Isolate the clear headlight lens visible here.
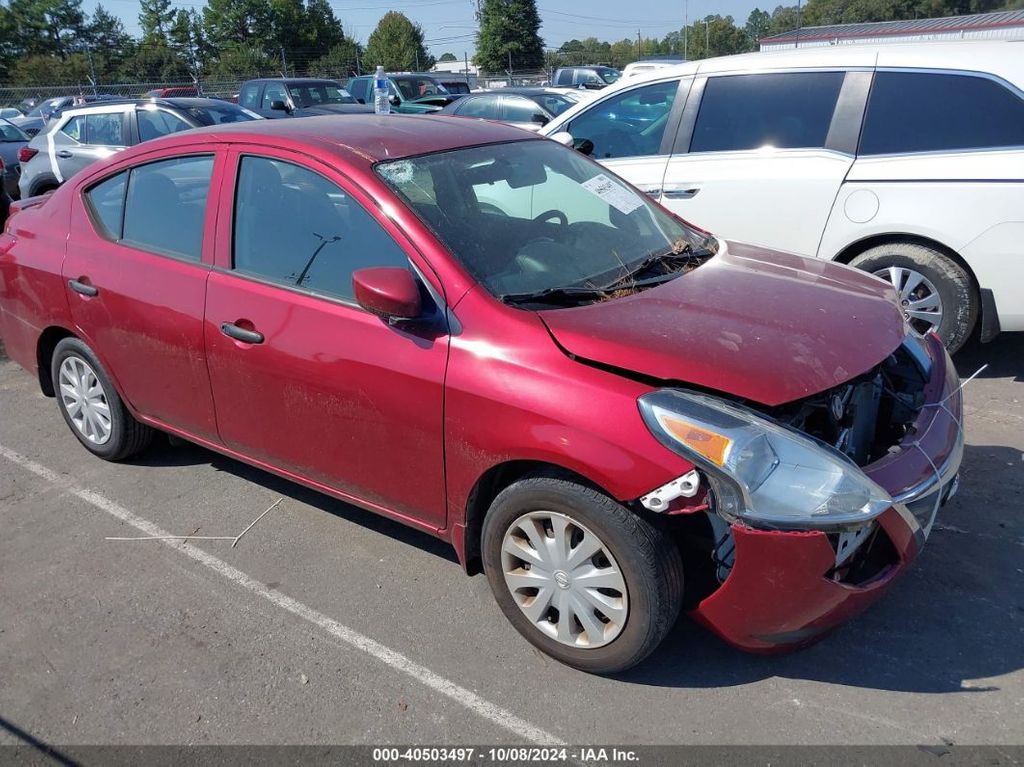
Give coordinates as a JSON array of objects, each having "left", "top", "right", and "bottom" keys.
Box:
[{"left": 639, "top": 389, "right": 893, "bottom": 531}]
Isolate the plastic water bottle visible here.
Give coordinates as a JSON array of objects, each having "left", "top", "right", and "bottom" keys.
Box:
[{"left": 373, "top": 66, "right": 390, "bottom": 115}]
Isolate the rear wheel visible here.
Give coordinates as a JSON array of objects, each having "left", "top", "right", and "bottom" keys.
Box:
[
  {"left": 51, "top": 338, "right": 153, "bottom": 461},
  {"left": 482, "top": 475, "right": 682, "bottom": 674},
  {"left": 849, "top": 242, "right": 977, "bottom": 353}
]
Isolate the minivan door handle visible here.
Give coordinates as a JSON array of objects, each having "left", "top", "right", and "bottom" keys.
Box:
[
  {"left": 68, "top": 279, "right": 98, "bottom": 297},
  {"left": 662, "top": 184, "right": 701, "bottom": 199},
  {"left": 220, "top": 322, "right": 264, "bottom": 345},
  {"left": 56, "top": 150, "right": 74, "bottom": 159}
]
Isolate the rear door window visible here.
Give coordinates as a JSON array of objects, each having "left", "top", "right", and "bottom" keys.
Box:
[
  {"left": 503, "top": 96, "right": 548, "bottom": 124},
  {"left": 84, "top": 171, "right": 127, "bottom": 239},
  {"left": 85, "top": 113, "right": 126, "bottom": 146},
  {"left": 689, "top": 72, "right": 844, "bottom": 152},
  {"left": 860, "top": 71, "right": 1024, "bottom": 155},
  {"left": 567, "top": 79, "right": 679, "bottom": 159},
  {"left": 121, "top": 155, "right": 214, "bottom": 261},
  {"left": 61, "top": 116, "right": 85, "bottom": 142}
]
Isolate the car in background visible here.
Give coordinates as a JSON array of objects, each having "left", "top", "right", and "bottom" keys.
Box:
[
  {"left": 553, "top": 66, "right": 621, "bottom": 89},
  {"left": 143, "top": 86, "right": 200, "bottom": 98},
  {"left": 438, "top": 87, "right": 585, "bottom": 131},
  {"left": 542, "top": 40, "right": 1024, "bottom": 352},
  {"left": 18, "top": 98, "right": 260, "bottom": 198},
  {"left": 622, "top": 58, "right": 685, "bottom": 78},
  {"left": 8, "top": 95, "right": 119, "bottom": 136},
  {"left": 0, "top": 115, "right": 963, "bottom": 673},
  {"left": 0, "top": 118, "right": 30, "bottom": 200},
  {"left": 347, "top": 73, "right": 462, "bottom": 113},
  {"left": 0, "top": 107, "right": 25, "bottom": 119},
  {"left": 238, "top": 78, "right": 372, "bottom": 119}
]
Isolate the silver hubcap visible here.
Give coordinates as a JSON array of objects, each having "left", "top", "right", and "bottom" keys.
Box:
[
  {"left": 58, "top": 356, "right": 112, "bottom": 445},
  {"left": 875, "top": 265, "right": 943, "bottom": 336},
  {"left": 501, "top": 511, "right": 628, "bottom": 648}
]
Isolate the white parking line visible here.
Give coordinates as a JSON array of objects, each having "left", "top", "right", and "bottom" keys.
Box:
[{"left": 0, "top": 444, "right": 564, "bottom": 746}]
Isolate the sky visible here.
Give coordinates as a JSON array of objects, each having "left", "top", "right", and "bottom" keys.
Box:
[{"left": 83, "top": 0, "right": 769, "bottom": 56}]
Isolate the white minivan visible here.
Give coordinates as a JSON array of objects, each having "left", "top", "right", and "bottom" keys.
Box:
[{"left": 542, "top": 40, "right": 1024, "bottom": 351}]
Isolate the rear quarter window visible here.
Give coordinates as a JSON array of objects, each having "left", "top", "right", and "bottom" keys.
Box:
[
  {"left": 84, "top": 171, "right": 127, "bottom": 239},
  {"left": 860, "top": 71, "right": 1024, "bottom": 155}
]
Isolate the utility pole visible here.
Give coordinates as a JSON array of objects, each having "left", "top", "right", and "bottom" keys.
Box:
[
  {"left": 280, "top": 47, "right": 287, "bottom": 74},
  {"left": 683, "top": 0, "right": 689, "bottom": 60},
  {"left": 637, "top": 28, "right": 641, "bottom": 59},
  {"left": 795, "top": 0, "right": 802, "bottom": 48},
  {"left": 704, "top": 19, "right": 710, "bottom": 56},
  {"left": 464, "top": 51, "right": 471, "bottom": 89}
]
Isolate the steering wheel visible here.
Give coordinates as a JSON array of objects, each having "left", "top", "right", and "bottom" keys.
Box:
[{"left": 533, "top": 209, "right": 569, "bottom": 227}]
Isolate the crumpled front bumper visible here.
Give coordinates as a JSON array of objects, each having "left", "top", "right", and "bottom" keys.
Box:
[{"left": 690, "top": 333, "right": 964, "bottom": 652}]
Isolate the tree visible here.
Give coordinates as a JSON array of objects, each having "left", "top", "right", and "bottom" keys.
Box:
[
  {"left": 86, "top": 4, "right": 135, "bottom": 80},
  {"left": 475, "top": 0, "right": 544, "bottom": 72},
  {"left": 7, "top": 0, "right": 88, "bottom": 59},
  {"left": 438, "top": 52, "right": 457, "bottom": 62},
  {"left": 202, "top": 0, "right": 274, "bottom": 50},
  {"left": 305, "top": 0, "right": 345, "bottom": 54},
  {"left": 745, "top": 8, "right": 772, "bottom": 45},
  {"left": 138, "top": 0, "right": 173, "bottom": 42},
  {"left": 207, "top": 44, "right": 271, "bottom": 79},
  {"left": 308, "top": 38, "right": 362, "bottom": 78},
  {"left": 363, "top": 11, "right": 432, "bottom": 71},
  {"left": 169, "top": 9, "right": 209, "bottom": 80}
]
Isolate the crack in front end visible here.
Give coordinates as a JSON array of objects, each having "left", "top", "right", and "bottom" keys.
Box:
[{"left": 650, "top": 333, "right": 964, "bottom": 652}]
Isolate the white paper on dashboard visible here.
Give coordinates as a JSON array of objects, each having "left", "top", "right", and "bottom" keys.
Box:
[{"left": 580, "top": 173, "right": 644, "bottom": 215}]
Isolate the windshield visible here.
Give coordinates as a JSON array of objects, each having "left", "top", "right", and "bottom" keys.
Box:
[
  {"left": 27, "top": 98, "right": 62, "bottom": 118},
  {"left": 184, "top": 104, "right": 261, "bottom": 125},
  {"left": 288, "top": 83, "right": 356, "bottom": 107},
  {"left": 393, "top": 77, "right": 449, "bottom": 100},
  {"left": 0, "top": 119, "right": 29, "bottom": 141},
  {"left": 376, "top": 140, "right": 713, "bottom": 303},
  {"left": 599, "top": 69, "right": 622, "bottom": 84}
]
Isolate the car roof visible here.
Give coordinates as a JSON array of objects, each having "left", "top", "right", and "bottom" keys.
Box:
[
  {"left": 58, "top": 97, "right": 241, "bottom": 116},
  {"left": 137, "top": 114, "right": 539, "bottom": 167},
  {"left": 483, "top": 87, "right": 579, "bottom": 96},
  {"left": 616, "top": 38, "right": 1024, "bottom": 84},
  {"left": 246, "top": 77, "right": 341, "bottom": 84}
]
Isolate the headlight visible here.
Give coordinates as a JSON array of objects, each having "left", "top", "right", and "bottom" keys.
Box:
[{"left": 638, "top": 389, "right": 893, "bottom": 531}]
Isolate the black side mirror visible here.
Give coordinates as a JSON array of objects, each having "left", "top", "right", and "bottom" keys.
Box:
[
  {"left": 389, "top": 94, "right": 400, "bottom": 106},
  {"left": 573, "top": 138, "right": 595, "bottom": 156},
  {"left": 270, "top": 99, "right": 289, "bottom": 112},
  {"left": 531, "top": 113, "right": 549, "bottom": 125}
]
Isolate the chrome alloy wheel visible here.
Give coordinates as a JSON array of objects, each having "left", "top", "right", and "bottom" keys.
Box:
[
  {"left": 875, "top": 265, "right": 943, "bottom": 336},
  {"left": 58, "top": 356, "right": 112, "bottom": 445},
  {"left": 501, "top": 511, "right": 628, "bottom": 648}
]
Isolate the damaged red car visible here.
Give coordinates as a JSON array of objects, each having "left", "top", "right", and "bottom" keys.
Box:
[{"left": 0, "top": 116, "right": 964, "bottom": 673}]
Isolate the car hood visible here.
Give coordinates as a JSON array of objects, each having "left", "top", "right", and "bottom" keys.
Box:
[
  {"left": 296, "top": 104, "right": 374, "bottom": 116},
  {"left": 538, "top": 242, "right": 907, "bottom": 406}
]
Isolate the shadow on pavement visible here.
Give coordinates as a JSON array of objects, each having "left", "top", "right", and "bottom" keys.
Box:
[
  {"left": 0, "top": 715, "right": 77, "bottom": 765},
  {"left": 956, "top": 332, "right": 1023, "bottom": 382}
]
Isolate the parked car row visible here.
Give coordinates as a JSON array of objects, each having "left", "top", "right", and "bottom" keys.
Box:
[{"left": 0, "top": 113, "right": 964, "bottom": 674}]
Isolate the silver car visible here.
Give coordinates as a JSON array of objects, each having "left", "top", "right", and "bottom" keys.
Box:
[{"left": 18, "top": 98, "right": 261, "bottom": 198}]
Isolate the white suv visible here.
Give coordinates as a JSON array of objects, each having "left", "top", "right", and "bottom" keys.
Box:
[{"left": 542, "top": 40, "right": 1024, "bottom": 351}]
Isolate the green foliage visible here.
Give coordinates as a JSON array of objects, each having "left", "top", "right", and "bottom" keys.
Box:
[
  {"left": 138, "top": 0, "right": 173, "bottom": 42},
  {"left": 745, "top": 8, "right": 772, "bottom": 43},
  {"left": 475, "top": 0, "right": 544, "bottom": 71},
  {"left": 364, "top": 11, "right": 433, "bottom": 71},
  {"left": 438, "top": 52, "right": 458, "bottom": 62},
  {"left": 308, "top": 39, "right": 363, "bottom": 78}
]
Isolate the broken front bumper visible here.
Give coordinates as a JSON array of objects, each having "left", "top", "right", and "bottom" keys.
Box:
[{"left": 690, "top": 333, "right": 964, "bottom": 652}]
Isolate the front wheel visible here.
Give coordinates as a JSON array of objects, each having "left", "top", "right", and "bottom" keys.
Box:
[
  {"left": 482, "top": 475, "right": 683, "bottom": 674},
  {"left": 849, "top": 242, "right": 977, "bottom": 353}
]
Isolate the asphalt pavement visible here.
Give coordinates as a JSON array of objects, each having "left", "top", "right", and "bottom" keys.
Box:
[{"left": 0, "top": 334, "right": 1021, "bottom": 747}]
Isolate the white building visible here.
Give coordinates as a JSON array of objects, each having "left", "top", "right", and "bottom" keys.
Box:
[{"left": 760, "top": 9, "right": 1024, "bottom": 50}]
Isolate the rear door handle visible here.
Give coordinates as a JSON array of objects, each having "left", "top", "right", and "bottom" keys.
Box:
[
  {"left": 662, "top": 185, "right": 701, "bottom": 199},
  {"left": 220, "top": 322, "right": 264, "bottom": 345},
  {"left": 68, "top": 279, "right": 98, "bottom": 297},
  {"left": 56, "top": 150, "right": 73, "bottom": 159}
]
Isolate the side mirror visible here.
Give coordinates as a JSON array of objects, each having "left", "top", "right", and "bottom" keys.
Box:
[
  {"left": 549, "top": 131, "right": 574, "bottom": 147},
  {"left": 530, "top": 113, "right": 549, "bottom": 125},
  {"left": 352, "top": 267, "right": 422, "bottom": 322},
  {"left": 574, "top": 138, "right": 595, "bottom": 156},
  {"left": 389, "top": 94, "right": 401, "bottom": 106},
  {"left": 270, "top": 99, "right": 289, "bottom": 112}
]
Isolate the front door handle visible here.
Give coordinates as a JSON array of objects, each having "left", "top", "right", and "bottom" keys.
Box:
[
  {"left": 56, "top": 150, "right": 73, "bottom": 159},
  {"left": 68, "top": 279, "right": 98, "bottom": 297},
  {"left": 220, "top": 322, "right": 264, "bottom": 345},
  {"left": 662, "top": 185, "right": 701, "bottom": 199},
  {"left": 634, "top": 184, "right": 663, "bottom": 198}
]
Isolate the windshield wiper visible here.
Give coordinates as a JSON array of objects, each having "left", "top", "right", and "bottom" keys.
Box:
[
  {"left": 600, "top": 245, "right": 708, "bottom": 291},
  {"left": 499, "top": 285, "right": 611, "bottom": 306}
]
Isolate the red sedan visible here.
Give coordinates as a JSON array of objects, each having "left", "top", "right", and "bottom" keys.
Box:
[{"left": 0, "top": 116, "right": 963, "bottom": 673}]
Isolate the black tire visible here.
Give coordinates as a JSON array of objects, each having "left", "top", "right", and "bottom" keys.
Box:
[
  {"left": 849, "top": 242, "right": 977, "bottom": 353},
  {"left": 482, "top": 475, "right": 683, "bottom": 674},
  {"left": 50, "top": 337, "right": 153, "bottom": 461}
]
